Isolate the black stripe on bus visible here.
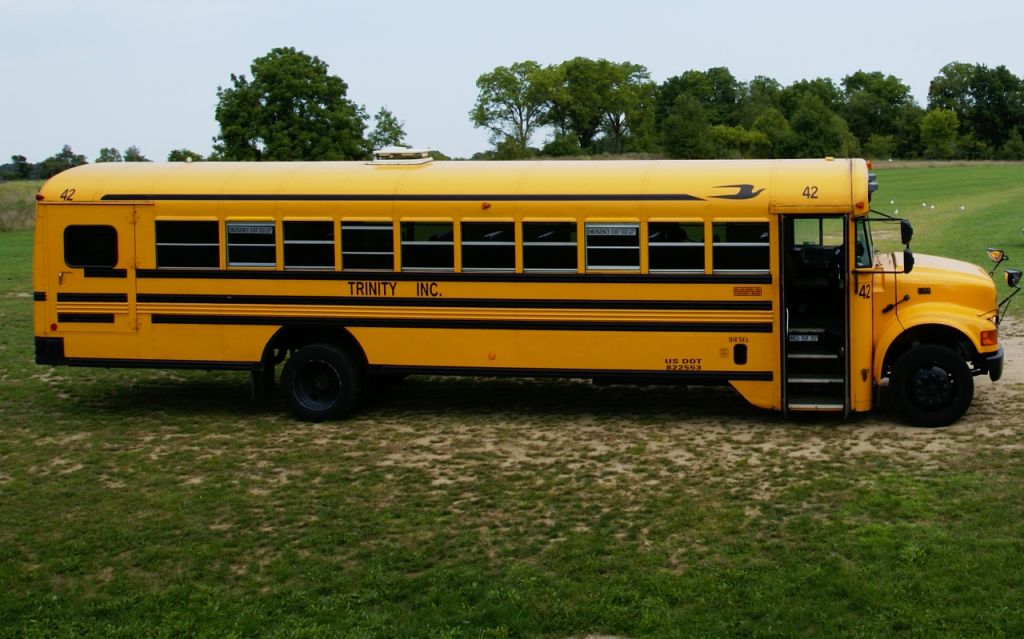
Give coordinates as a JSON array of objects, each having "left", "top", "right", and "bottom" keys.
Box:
[
  {"left": 84, "top": 268, "right": 128, "bottom": 279},
  {"left": 57, "top": 292, "right": 129, "bottom": 303},
  {"left": 137, "top": 293, "right": 771, "bottom": 311},
  {"left": 59, "top": 357, "right": 256, "bottom": 371},
  {"left": 101, "top": 193, "right": 706, "bottom": 203},
  {"left": 369, "top": 364, "right": 773, "bottom": 383},
  {"left": 57, "top": 313, "right": 116, "bottom": 324},
  {"left": 136, "top": 269, "right": 773, "bottom": 285},
  {"left": 33, "top": 292, "right": 47, "bottom": 302},
  {"left": 151, "top": 314, "right": 773, "bottom": 333}
]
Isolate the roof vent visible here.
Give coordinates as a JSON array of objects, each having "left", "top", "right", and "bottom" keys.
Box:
[{"left": 369, "top": 146, "right": 434, "bottom": 165}]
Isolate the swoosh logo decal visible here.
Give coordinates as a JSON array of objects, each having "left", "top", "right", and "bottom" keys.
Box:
[{"left": 710, "top": 184, "right": 765, "bottom": 200}]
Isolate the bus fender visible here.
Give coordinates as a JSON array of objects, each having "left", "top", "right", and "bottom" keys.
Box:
[{"left": 874, "top": 303, "right": 992, "bottom": 380}]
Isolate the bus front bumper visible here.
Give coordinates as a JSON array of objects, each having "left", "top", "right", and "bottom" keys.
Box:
[{"left": 981, "top": 346, "right": 1004, "bottom": 382}]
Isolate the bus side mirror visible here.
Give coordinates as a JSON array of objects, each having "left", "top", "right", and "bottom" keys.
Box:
[
  {"left": 900, "top": 219, "right": 914, "bottom": 245},
  {"left": 903, "top": 248, "right": 914, "bottom": 274},
  {"left": 1006, "top": 269, "right": 1022, "bottom": 288}
]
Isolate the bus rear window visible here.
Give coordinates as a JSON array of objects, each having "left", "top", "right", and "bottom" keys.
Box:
[
  {"left": 155, "top": 221, "right": 219, "bottom": 268},
  {"left": 64, "top": 225, "right": 117, "bottom": 268}
]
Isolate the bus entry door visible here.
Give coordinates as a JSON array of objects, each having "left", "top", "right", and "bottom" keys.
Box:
[{"left": 47, "top": 204, "right": 137, "bottom": 334}]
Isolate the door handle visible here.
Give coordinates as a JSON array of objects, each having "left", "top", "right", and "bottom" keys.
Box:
[{"left": 58, "top": 271, "right": 64, "bottom": 285}]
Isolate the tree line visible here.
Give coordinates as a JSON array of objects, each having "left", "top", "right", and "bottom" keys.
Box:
[
  {"left": 471, "top": 58, "right": 1024, "bottom": 160},
  {"left": 2, "top": 48, "right": 1021, "bottom": 181}
]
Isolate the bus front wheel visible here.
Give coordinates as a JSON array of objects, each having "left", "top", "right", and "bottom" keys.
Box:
[
  {"left": 891, "top": 344, "right": 974, "bottom": 428},
  {"left": 281, "top": 343, "right": 362, "bottom": 421}
]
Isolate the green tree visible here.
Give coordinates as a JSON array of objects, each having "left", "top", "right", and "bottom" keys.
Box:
[
  {"left": 546, "top": 57, "right": 603, "bottom": 152},
  {"left": 788, "top": 95, "right": 859, "bottom": 157},
  {"left": 213, "top": 47, "right": 369, "bottom": 161},
  {"left": 928, "top": 62, "right": 1023, "bottom": 155},
  {"left": 592, "top": 60, "right": 657, "bottom": 154},
  {"left": 167, "top": 148, "right": 205, "bottom": 162},
  {"left": 735, "top": 75, "right": 783, "bottom": 128},
  {"left": 780, "top": 78, "right": 843, "bottom": 118},
  {"left": 998, "top": 128, "right": 1024, "bottom": 160},
  {"left": 751, "top": 108, "right": 796, "bottom": 158},
  {"left": 863, "top": 134, "right": 897, "bottom": 160},
  {"left": 96, "top": 147, "right": 123, "bottom": 162},
  {"left": 471, "top": 60, "right": 551, "bottom": 158},
  {"left": 123, "top": 146, "right": 149, "bottom": 162},
  {"left": 36, "top": 145, "right": 87, "bottom": 178},
  {"left": 658, "top": 67, "right": 742, "bottom": 127},
  {"left": 660, "top": 94, "right": 714, "bottom": 158},
  {"left": 920, "top": 109, "right": 959, "bottom": 159},
  {"left": 709, "top": 124, "right": 769, "bottom": 159},
  {"left": 367, "top": 107, "right": 407, "bottom": 151},
  {"left": 841, "top": 71, "right": 919, "bottom": 149},
  {"left": 9, "top": 155, "right": 32, "bottom": 179}
]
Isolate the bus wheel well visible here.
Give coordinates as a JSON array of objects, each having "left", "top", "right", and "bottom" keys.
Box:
[
  {"left": 261, "top": 325, "right": 368, "bottom": 373},
  {"left": 882, "top": 324, "right": 976, "bottom": 377}
]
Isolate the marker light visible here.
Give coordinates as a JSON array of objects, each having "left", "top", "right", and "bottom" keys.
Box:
[
  {"left": 981, "top": 330, "right": 998, "bottom": 347},
  {"left": 35, "top": 193, "right": 45, "bottom": 201}
]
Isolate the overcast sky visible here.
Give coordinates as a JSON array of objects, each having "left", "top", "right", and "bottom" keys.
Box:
[{"left": 1, "top": 0, "right": 1021, "bottom": 162}]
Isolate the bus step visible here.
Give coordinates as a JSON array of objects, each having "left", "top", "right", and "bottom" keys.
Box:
[
  {"left": 787, "top": 351, "right": 839, "bottom": 360},
  {"left": 787, "top": 376, "right": 843, "bottom": 384},
  {"left": 787, "top": 401, "right": 844, "bottom": 411}
]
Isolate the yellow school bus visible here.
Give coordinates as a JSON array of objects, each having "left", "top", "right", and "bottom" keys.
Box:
[{"left": 32, "top": 153, "right": 1012, "bottom": 426}]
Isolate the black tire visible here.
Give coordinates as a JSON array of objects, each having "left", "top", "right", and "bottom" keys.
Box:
[
  {"left": 280, "top": 343, "right": 362, "bottom": 422},
  {"left": 891, "top": 344, "right": 974, "bottom": 427}
]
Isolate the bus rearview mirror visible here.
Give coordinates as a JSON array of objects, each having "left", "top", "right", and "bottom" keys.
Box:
[
  {"left": 903, "top": 248, "right": 915, "bottom": 274},
  {"left": 900, "top": 219, "right": 914, "bottom": 245}
]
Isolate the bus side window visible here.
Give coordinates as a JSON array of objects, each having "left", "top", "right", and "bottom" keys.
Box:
[
  {"left": 400, "top": 222, "right": 454, "bottom": 271},
  {"left": 155, "top": 221, "right": 219, "bottom": 268},
  {"left": 341, "top": 222, "right": 394, "bottom": 271},
  {"left": 64, "top": 225, "right": 118, "bottom": 268},
  {"left": 283, "top": 221, "right": 335, "bottom": 269},
  {"left": 226, "top": 221, "right": 276, "bottom": 268},
  {"left": 461, "top": 222, "right": 514, "bottom": 271},
  {"left": 649, "top": 222, "right": 704, "bottom": 272},
  {"left": 712, "top": 222, "right": 769, "bottom": 272},
  {"left": 585, "top": 223, "right": 639, "bottom": 271},
  {"left": 522, "top": 222, "right": 577, "bottom": 272}
]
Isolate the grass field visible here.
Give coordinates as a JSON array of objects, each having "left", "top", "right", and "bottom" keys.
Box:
[{"left": 1, "top": 165, "right": 1024, "bottom": 637}]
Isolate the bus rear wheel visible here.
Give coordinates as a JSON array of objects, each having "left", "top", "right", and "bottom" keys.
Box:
[
  {"left": 281, "top": 343, "right": 362, "bottom": 421},
  {"left": 891, "top": 344, "right": 973, "bottom": 428}
]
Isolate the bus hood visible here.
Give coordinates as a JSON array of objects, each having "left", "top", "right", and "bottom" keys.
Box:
[{"left": 888, "top": 252, "right": 998, "bottom": 317}]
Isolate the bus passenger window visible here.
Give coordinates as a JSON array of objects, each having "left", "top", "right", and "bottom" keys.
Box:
[
  {"left": 64, "top": 225, "right": 118, "bottom": 268},
  {"left": 461, "top": 222, "right": 514, "bottom": 271},
  {"left": 283, "top": 221, "right": 335, "bottom": 269},
  {"left": 648, "top": 222, "right": 704, "bottom": 272},
  {"left": 712, "top": 222, "right": 769, "bottom": 272},
  {"left": 522, "top": 222, "right": 577, "bottom": 272},
  {"left": 227, "top": 222, "right": 276, "bottom": 267},
  {"left": 401, "top": 222, "right": 454, "bottom": 271},
  {"left": 155, "top": 221, "right": 219, "bottom": 268},
  {"left": 585, "top": 223, "right": 639, "bottom": 271},
  {"left": 341, "top": 222, "right": 394, "bottom": 271}
]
